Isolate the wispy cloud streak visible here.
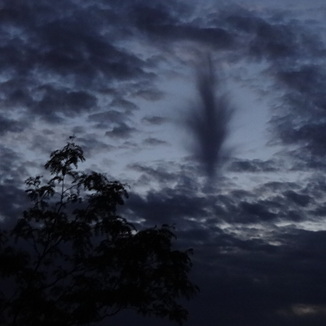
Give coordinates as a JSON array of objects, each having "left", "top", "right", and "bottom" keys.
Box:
[{"left": 187, "top": 54, "right": 232, "bottom": 178}]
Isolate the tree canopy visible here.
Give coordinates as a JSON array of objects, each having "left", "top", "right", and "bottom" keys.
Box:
[{"left": 0, "top": 140, "right": 198, "bottom": 326}]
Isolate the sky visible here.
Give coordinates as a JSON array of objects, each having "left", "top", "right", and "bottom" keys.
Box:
[{"left": 1, "top": 0, "right": 326, "bottom": 325}]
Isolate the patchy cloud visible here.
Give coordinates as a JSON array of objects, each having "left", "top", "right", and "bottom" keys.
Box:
[
  {"left": 228, "top": 158, "right": 279, "bottom": 173},
  {"left": 1, "top": 1, "right": 326, "bottom": 325}
]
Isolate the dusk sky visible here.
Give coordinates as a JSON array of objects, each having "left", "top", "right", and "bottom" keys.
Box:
[{"left": 1, "top": 0, "right": 326, "bottom": 325}]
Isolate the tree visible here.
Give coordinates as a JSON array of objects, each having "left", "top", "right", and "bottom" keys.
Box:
[{"left": 0, "top": 140, "right": 198, "bottom": 326}]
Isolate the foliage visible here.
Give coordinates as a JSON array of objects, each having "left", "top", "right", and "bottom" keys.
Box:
[{"left": 0, "top": 140, "right": 198, "bottom": 326}]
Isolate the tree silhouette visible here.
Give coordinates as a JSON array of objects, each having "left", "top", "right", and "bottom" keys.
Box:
[{"left": 0, "top": 140, "right": 198, "bottom": 326}]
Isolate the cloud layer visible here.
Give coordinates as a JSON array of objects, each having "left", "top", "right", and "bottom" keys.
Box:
[{"left": 1, "top": 1, "right": 326, "bottom": 325}]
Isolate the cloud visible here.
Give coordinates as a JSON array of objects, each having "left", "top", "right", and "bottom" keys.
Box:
[
  {"left": 129, "top": 2, "right": 234, "bottom": 49},
  {"left": 228, "top": 158, "right": 279, "bottom": 173},
  {"left": 142, "top": 137, "right": 169, "bottom": 146},
  {"left": 89, "top": 110, "right": 127, "bottom": 128},
  {"left": 105, "top": 122, "right": 136, "bottom": 139},
  {"left": 110, "top": 98, "right": 139, "bottom": 111},
  {"left": 142, "top": 116, "right": 169, "bottom": 125},
  {"left": 1, "top": 1, "right": 326, "bottom": 325},
  {"left": 0, "top": 0, "right": 153, "bottom": 129},
  {"left": 0, "top": 115, "right": 24, "bottom": 135},
  {"left": 284, "top": 190, "right": 312, "bottom": 207},
  {"left": 34, "top": 88, "right": 98, "bottom": 120},
  {"left": 131, "top": 89, "right": 164, "bottom": 101},
  {"left": 0, "top": 184, "right": 27, "bottom": 225},
  {"left": 185, "top": 54, "right": 232, "bottom": 178}
]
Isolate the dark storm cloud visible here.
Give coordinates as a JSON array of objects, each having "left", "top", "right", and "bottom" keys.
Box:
[
  {"left": 228, "top": 158, "right": 279, "bottom": 173},
  {"left": 234, "top": 13, "right": 326, "bottom": 166},
  {"left": 142, "top": 116, "right": 169, "bottom": 125},
  {"left": 0, "top": 146, "right": 30, "bottom": 224},
  {"left": 110, "top": 98, "right": 139, "bottom": 111},
  {"left": 128, "top": 2, "right": 234, "bottom": 49},
  {"left": 271, "top": 66, "right": 326, "bottom": 163},
  {"left": 278, "top": 65, "right": 326, "bottom": 98},
  {"left": 0, "top": 146, "right": 29, "bottom": 184},
  {"left": 131, "top": 89, "right": 164, "bottom": 101},
  {"left": 76, "top": 135, "right": 116, "bottom": 160},
  {"left": 0, "top": 115, "right": 24, "bottom": 135},
  {"left": 0, "top": 0, "right": 145, "bottom": 82},
  {"left": 88, "top": 99, "right": 138, "bottom": 130},
  {"left": 142, "top": 137, "right": 168, "bottom": 146},
  {"left": 186, "top": 55, "right": 232, "bottom": 178},
  {"left": 284, "top": 190, "right": 312, "bottom": 207},
  {"left": 125, "top": 169, "right": 314, "bottom": 228},
  {"left": 125, "top": 188, "right": 209, "bottom": 226},
  {"left": 89, "top": 110, "right": 126, "bottom": 126},
  {"left": 221, "top": 7, "right": 326, "bottom": 170},
  {"left": 105, "top": 122, "right": 136, "bottom": 139},
  {"left": 1, "top": 80, "right": 35, "bottom": 110},
  {"left": 240, "top": 16, "right": 296, "bottom": 59},
  {"left": 239, "top": 201, "right": 278, "bottom": 222},
  {"left": 0, "top": 0, "right": 151, "bottom": 125},
  {"left": 276, "top": 65, "right": 326, "bottom": 124},
  {"left": 34, "top": 88, "right": 97, "bottom": 121},
  {"left": 311, "top": 204, "right": 326, "bottom": 217},
  {"left": 36, "top": 22, "right": 143, "bottom": 80},
  {"left": 190, "top": 228, "right": 326, "bottom": 326},
  {"left": 88, "top": 111, "right": 132, "bottom": 135},
  {"left": 122, "top": 169, "right": 326, "bottom": 325},
  {"left": 128, "top": 163, "right": 177, "bottom": 188},
  {"left": 278, "top": 121, "right": 326, "bottom": 157},
  {"left": 2, "top": 1, "right": 326, "bottom": 326},
  {"left": 0, "top": 184, "right": 27, "bottom": 226},
  {"left": 271, "top": 109, "right": 326, "bottom": 168},
  {"left": 226, "top": 8, "right": 324, "bottom": 61}
]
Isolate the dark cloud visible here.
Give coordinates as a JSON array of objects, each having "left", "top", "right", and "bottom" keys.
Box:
[
  {"left": 0, "top": 184, "right": 27, "bottom": 227},
  {"left": 0, "top": 0, "right": 151, "bottom": 128},
  {"left": 105, "top": 122, "right": 136, "bottom": 139},
  {"left": 226, "top": 9, "right": 323, "bottom": 61},
  {"left": 228, "top": 158, "right": 279, "bottom": 173},
  {"left": 186, "top": 54, "right": 232, "bottom": 178},
  {"left": 0, "top": 115, "right": 24, "bottom": 135},
  {"left": 130, "top": 2, "right": 234, "bottom": 48},
  {"left": 122, "top": 175, "right": 326, "bottom": 325},
  {"left": 128, "top": 163, "right": 178, "bottom": 188},
  {"left": 126, "top": 189, "right": 209, "bottom": 226},
  {"left": 125, "top": 167, "right": 316, "bottom": 227},
  {"left": 131, "top": 89, "right": 164, "bottom": 101},
  {"left": 76, "top": 134, "right": 116, "bottom": 158},
  {"left": 239, "top": 201, "right": 278, "bottom": 222},
  {"left": 249, "top": 20, "right": 297, "bottom": 60},
  {"left": 130, "top": 3, "right": 179, "bottom": 34},
  {"left": 1, "top": 1, "right": 326, "bottom": 325},
  {"left": 142, "top": 116, "right": 169, "bottom": 125},
  {"left": 251, "top": 19, "right": 326, "bottom": 168},
  {"left": 89, "top": 110, "right": 128, "bottom": 129},
  {"left": 221, "top": 8, "right": 326, "bottom": 172},
  {"left": 0, "top": 146, "right": 29, "bottom": 184},
  {"left": 284, "top": 190, "right": 312, "bottom": 207},
  {"left": 110, "top": 98, "right": 139, "bottom": 111},
  {"left": 0, "top": 1, "right": 146, "bottom": 83},
  {"left": 34, "top": 88, "right": 97, "bottom": 120},
  {"left": 142, "top": 137, "right": 169, "bottom": 146},
  {"left": 276, "top": 65, "right": 326, "bottom": 124},
  {"left": 0, "top": 146, "right": 30, "bottom": 225}
]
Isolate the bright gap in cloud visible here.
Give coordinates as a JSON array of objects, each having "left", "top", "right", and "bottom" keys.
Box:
[{"left": 278, "top": 303, "right": 326, "bottom": 317}]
